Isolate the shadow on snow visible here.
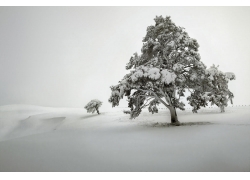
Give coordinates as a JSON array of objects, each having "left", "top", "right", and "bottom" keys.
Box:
[
  {"left": 80, "top": 113, "right": 105, "bottom": 120},
  {"left": 138, "top": 121, "right": 213, "bottom": 128}
]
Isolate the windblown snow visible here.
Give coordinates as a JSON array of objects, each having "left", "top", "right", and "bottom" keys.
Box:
[{"left": 0, "top": 104, "right": 250, "bottom": 172}]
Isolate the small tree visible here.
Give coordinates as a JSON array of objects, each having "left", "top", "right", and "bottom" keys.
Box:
[
  {"left": 187, "top": 64, "right": 235, "bottom": 113},
  {"left": 109, "top": 15, "right": 235, "bottom": 125},
  {"left": 84, "top": 99, "right": 102, "bottom": 114}
]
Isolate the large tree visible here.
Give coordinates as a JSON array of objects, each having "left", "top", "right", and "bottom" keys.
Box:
[{"left": 109, "top": 16, "right": 235, "bottom": 125}]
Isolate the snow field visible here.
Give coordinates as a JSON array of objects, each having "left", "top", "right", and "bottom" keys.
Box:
[{"left": 0, "top": 105, "right": 249, "bottom": 171}]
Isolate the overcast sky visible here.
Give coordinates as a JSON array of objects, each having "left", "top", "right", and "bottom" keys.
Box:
[{"left": 0, "top": 7, "right": 249, "bottom": 110}]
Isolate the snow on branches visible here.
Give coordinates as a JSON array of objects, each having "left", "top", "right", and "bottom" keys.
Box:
[
  {"left": 84, "top": 99, "right": 102, "bottom": 114},
  {"left": 109, "top": 15, "right": 235, "bottom": 123}
]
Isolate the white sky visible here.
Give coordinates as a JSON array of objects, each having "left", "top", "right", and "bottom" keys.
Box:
[{"left": 0, "top": 7, "right": 249, "bottom": 110}]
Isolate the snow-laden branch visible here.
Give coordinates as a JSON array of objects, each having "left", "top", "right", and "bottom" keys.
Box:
[{"left": 136, "top": 88, "right": 170, "bottom": 108}]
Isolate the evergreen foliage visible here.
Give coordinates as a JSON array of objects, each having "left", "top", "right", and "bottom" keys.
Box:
[
  {"left": 84, "top": 99, "right": 102, "bottom": 114},
  {"left": 109, "top": 16, "right": 235, "bottom": 124}
]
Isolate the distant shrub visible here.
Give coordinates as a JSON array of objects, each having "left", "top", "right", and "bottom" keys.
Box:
[{"left": 84, "top": 99, "right": 102, "bottom": 114}]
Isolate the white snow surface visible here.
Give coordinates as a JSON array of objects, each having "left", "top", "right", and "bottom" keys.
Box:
[
  {"left": 161, "top": 69, "right": 177, "bottom": 84},
  {"left": 147, "top": 68, "right": 161, "bottom": 80},
  {"left": 129, "top": 66, "right": 177, "bottom": 84},
  {"left": 0, "top": 104, "right": 250, "bottom": 172}
]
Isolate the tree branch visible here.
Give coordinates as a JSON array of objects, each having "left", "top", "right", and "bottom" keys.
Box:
[
  {"left": 141, "top": 97, "right": 155, "bottom": 109},
  {"left": 137, "top": 88, "right": 170, "bottom": 108},
  {"left": 158, "top": 87, "right": 172, "bottom": 106},
  {"left": 135, "top": 94, "right": 154, "bottom": 110},
  {"left": 186, "top": 87, "right": 194, "bottom": 94}
]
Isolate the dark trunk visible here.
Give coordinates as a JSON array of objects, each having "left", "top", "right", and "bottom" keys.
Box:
[
  {"left": 96, "top": 108, "right": 100, "bottom": 114},
  {"left": 169, "top": 106, "right": 180, "bottom": 126},
  {"left": 220, "top": 106, "right": 225, "bottom": 113}
]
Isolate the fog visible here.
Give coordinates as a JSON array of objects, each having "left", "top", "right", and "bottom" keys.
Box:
[{"left": 0, "top": 7, "right": 249, "bottom": 111}]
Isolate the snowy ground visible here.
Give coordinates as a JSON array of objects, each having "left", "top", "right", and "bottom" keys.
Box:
[{"left": 0, "top": 104, "right": 250, "bottom": 172}]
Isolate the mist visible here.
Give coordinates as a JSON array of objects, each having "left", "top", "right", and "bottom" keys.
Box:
[{"left": 0, "top": 7, "right": 249, "bottom": 110}]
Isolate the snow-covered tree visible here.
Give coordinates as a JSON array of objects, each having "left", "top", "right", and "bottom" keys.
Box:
[
  {"left": 84, "top": 99, "right": 102, "bottom": 114},
  {"left": 188, "top": 65, "right": 235, "bottom": 113},
  {"left": 109, "top": 16, "right": 235, "bottom": 125}
]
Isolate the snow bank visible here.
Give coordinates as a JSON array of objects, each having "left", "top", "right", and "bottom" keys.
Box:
[{"left": 0, "top": 104, "right": 249, "bottom": 171}]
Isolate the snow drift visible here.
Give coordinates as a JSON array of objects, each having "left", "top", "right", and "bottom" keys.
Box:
[{"left": 0, "top": 104, "right": 249, "bottom": 171}]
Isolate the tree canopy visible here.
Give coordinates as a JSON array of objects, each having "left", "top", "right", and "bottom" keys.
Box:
[
  {"left": 84, "top": 99, "right": 102, "bottom": 114},
  {"left": 109, "top": 15, "right": 235, "bottom": 124}
]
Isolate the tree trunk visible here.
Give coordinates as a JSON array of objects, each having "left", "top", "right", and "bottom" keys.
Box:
[
  {"left": 169, "top": 106, "right": 180, "bottom": 126},
  {"left": 220, "top": 106, "right": 225, "bottom": 113},
  {"left": 96, "top": 108, "right": 100, "bottom": 114}
]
